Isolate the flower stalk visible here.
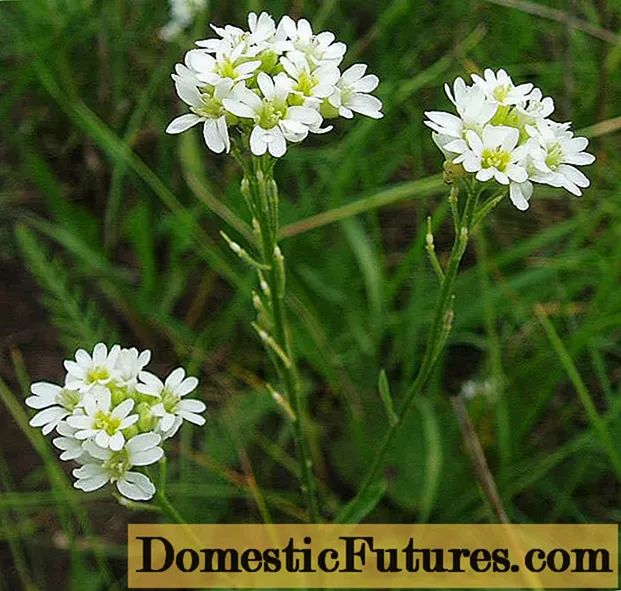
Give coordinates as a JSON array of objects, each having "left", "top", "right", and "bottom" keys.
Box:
[
  {"left": 339, "top": 179, "right": 480, "bottom": 521},
  {"left": 238, "top": 154, "right": 320, "bottom": 523},
  {"left": 155, "top": 457, "right": 188, "bottom": 524}
]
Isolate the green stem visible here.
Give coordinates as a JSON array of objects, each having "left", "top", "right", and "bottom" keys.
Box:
[
  {"left": 155, "top": 457, "right": 187, "bottom": 524},
  {"left": 244, "top": 156, "right": 320, "bottom": 523},
  {"left": 156, "top": 489, "right": 187, "bottom": 525},
  {"left": 339, "top": 180, "right": 479, "bottom": 522}
]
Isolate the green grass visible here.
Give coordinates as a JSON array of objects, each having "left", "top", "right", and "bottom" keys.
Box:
[{"left": 2, "top": 0, "right": 621, "bottom": 589}]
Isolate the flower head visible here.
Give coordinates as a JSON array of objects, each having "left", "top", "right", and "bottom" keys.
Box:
[
  {"left": 426, "top": 68, "right": 595, "bottom": 210},
  {"left": 166, "top": 74, "right": 246, "bottom": 153},
  {"left": 425, "top": 79, "right": 496, "bottom": 142},
  {"left": 278, "top": 16, "right": 346, "bottom": 66},
  {"left": 27, "top": 342, "right": 206, "bottom": 503},
  {"left": 166, "top": 12, "right": 383, "bottom": 156}
]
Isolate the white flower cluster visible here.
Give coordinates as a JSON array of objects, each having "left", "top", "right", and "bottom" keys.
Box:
[
  {"left": 160, "top": 0, "right": 207, "bottom": 41},
  {"left": 26, "top": 343, "right": 206, "bottom": 501},
  {"left": 460, "top": 378, "right": 498, "bottom": 402},
  {"left": 166, "top": 12, "right": 383, "bottom": 157},
  {"left": 425, "top": 69, "right": 595, "bottom": 210}
]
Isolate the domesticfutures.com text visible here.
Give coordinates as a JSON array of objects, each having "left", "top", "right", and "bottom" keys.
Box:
[{"left": 136, "top": 535, "right": 612, "bottom": 575}]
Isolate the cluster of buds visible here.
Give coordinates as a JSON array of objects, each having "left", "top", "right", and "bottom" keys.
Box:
[
  {"left": 26, "top": 344, "right": 205, "bottom": 501},
  {"left": 425, "top": 69, "right": 595, "bottom": 210},
  {"left": 166, "top": 11, "right": 383, "bottom": 156}
]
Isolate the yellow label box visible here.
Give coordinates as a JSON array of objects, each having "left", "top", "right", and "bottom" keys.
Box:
[{"left": 128, "top": 523, "right": 618, "bottom": 588}]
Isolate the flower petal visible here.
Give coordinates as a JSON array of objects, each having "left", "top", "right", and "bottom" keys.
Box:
[
  {"left": 166, "top": 113, "right": 201, "bottom": 134},
  {"left": 117, "top": 472, "right": 155, "bottom": 501}
]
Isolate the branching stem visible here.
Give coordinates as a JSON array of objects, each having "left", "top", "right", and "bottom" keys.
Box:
[{"left": 338, "top": 179, "right": 481, "bottom": 522}]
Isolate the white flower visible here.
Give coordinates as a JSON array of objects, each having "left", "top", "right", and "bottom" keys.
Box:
[
  {"left": 66, "top": 388, "right": 138, "bottom": 451},
  {"left": 471, "top": 68, "right": 533, "bottom": 106},
  {"left": 166, "top": 76, "right": 244, "bottom": 154},
  {"left": 198, "top": 12, "right": 283, "bottom": 56},
  {"left": 223, "top": 73, "right": 323, "bottom": 157},
  {"left": 328, "top": 63, "right": 383, "bottom": 119},
  {"left": 26, "top": 382, "right": 82, "bottom": 435},
  {"left": 515, "top": 88, "right": 554, "bottom": 123},
  {"left": 115, "top": 347, "right": 151, "bottom": 387},
  {"left": 246, "top": 11, "right": 277, "bottom": 47},
  {"left": 64, "top": 343, "right": 120, "bottom": 393},
  {"left": 73, "top": 433, "right": 163, "bottom": 500},
  {"left": 186, "top": 43, "right": 260, "bottom": 86},
  {"left": 431, "top": 132, "right": 460, "bottom": 159},
  {"left": 461, "top": 378, "right": 498, "bottom": 402},
  {"left": 447, "top": 125, "right": 528, "bottom": 186},
  {"left": 425, "top": 78, "right": 495, "bottom": 139},
  {"left": 137, "top": 367, "right": 205, "bottom": 439},
  {"left": 28, "top": 341, "right": 209, "bottom": 504},
  {"left": 281, "top": 51, "right": 340, "bottom": 105},
  {"left": 167, "top": 13, "right": 382, "bottom": 156},
  {"left": 507, "top": 179, "right": 534, "bottom": 211},
  {"left": 278, "top": 16, "right": 346, "bottom": 66},
  {"left": 52, "top": 419, "right": 85, "bottom": 461},
  {"left": 526, "top": 119, "right": 595, "bottom": 196},
  {"left": 160, "top": 0, "right": 207, "bottom": 41},
  {"left": 427, "top": 69, "right": 595, "bottom": 210}
]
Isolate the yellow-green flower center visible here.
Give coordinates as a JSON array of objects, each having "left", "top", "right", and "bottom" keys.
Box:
[
  {"left": 109, "top": 382, "right": 131, "bottom": 407},
  {"left": 161, "top": 388, "right": 181, "bottom": 414},
  {"left": 215, "top": 59, "right": 239, "bottom": 80},
  {"left": 482, "top": 147, "right": 511, "bottom": 171},
  {"left": 103, "top": 449, "right": 130, "bottom": 481},
  {"left": 57, "top": 388, "right": 81, "bottom": 411},
  {"left": 94, "top": 411, "right": 122, "bottom": 435},
  {"left": 294, "top": 71, "right": 316, "bottom": 97},
  {"left": 257, "top": 100, "right": 287, "bottom": 129},
  {"left": 193, "top": 93, "right": 225, "bottom": 119},
  {"left": 258, "top": 49, "right": 279, "bottom": 74},
  {"left": 545, "top": 142, "right": 564, "bottom": 171},
  {"left": 86, "top": 366, "right": 110, "bottom": 384},
  {"left": 492, "top": 84, "right": 512, "bottom": 103}
]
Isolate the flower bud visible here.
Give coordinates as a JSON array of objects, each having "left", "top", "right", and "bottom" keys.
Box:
[
  {"left": 443, "top": 160, "right": 467, "bottom": 184},
  {"left": 241, "top": 177, "right": 251, "bottom": 199},
  {"left": 320, "top": 99, "right": 340, "bottom": 120},
  {"left": 109, "top": 383, "right": 128, "bottom": 407},
  {"left": 123, "top": 424, "right": 139, "bottom": 440},
  {"left": 258, "top": 49, "right": 279, "bottom": 74},
  {"left": 137, "top": 401, "right": 155, "bottom": 432}
]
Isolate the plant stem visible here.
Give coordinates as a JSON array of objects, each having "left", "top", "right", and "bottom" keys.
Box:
[
  {"left": 451, "top": 395, "right": 509, "bottom": 523},
  {"left": 244, "top": 156, "right": 320, "bottom": 523},
  {"left": 155, "top": 458, "right": 187, "bottom": 524},
  {"left": 156, "top": 489, "right": 187, "bottom": 524},
  {"left": 339, "top": 181, "right": 479, "bottom": 522}
]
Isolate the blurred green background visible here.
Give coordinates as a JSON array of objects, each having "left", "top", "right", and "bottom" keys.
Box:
[{"left": 1, "top": 0, "right": 621, "bottom": 589}]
